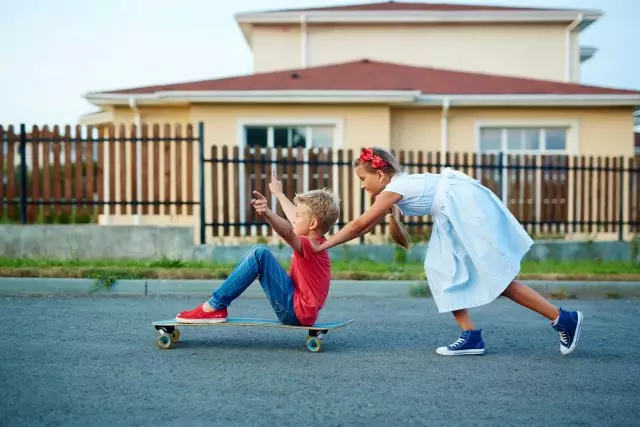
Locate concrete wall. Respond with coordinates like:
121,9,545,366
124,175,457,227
1,225,638,262
0,225,194,260
194,241,640,264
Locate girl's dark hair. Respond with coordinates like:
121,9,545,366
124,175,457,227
353,147,410,250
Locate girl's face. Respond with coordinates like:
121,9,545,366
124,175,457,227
355,165,392,196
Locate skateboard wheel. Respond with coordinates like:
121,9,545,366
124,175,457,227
171,330,181,342
156,334,173,350
306,336,322,353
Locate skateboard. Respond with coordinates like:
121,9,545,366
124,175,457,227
152,317,354,353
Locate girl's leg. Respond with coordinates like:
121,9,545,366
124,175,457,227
436,309,485,356
452,309,475,330
502,280,583,355
501,280,559,321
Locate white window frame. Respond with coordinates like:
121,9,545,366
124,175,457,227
473,120,579,232
235,117,344,235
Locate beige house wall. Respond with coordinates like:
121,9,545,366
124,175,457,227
251,25,302,72
252,23,570,82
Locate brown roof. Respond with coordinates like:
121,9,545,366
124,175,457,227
100,59,640,96
258,1,579,14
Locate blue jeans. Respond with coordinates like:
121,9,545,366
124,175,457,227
209,245,301,326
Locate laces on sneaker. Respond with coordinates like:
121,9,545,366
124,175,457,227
558,329,569,346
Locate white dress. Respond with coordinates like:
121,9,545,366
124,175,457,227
382,168,534,313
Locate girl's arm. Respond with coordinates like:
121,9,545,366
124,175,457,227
316,191,402,251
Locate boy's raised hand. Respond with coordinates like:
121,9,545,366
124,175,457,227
269,170,283,195
251,191,269,216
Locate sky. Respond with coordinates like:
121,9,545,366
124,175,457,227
1,0,639,127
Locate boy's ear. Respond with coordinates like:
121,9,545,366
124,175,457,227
309,217,319,230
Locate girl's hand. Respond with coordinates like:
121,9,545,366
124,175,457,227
251,191,269,216
269,170,283,195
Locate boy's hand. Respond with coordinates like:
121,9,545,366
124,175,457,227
251,191,269,216
268,170,283,195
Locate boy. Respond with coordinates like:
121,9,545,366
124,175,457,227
175,174,341,327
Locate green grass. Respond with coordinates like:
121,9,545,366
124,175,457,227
0,257,638,281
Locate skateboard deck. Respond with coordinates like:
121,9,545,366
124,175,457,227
152,317,354,353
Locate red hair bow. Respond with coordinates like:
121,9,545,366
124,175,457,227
360,148,389,169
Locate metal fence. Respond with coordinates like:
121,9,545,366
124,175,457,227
2,122,639,243
203,146,640,242
0,123,202,224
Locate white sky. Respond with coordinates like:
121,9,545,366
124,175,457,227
1,0,639,127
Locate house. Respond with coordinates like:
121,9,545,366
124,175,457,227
78,1,640,241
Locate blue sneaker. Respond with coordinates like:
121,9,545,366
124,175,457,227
436,329,485,356
552,308,583,355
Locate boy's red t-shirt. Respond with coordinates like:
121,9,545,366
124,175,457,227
289,236,331,326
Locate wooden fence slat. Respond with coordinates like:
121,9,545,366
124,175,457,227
140,124,149,215
129,124,138,216
74,125,84,217
152,124,160,215
222,145,230,237
570,156,582,233
631,156,640,233
233,146,240,237
30,125,41,221
6,126,16,219
63,125,72,215
85,126,95,218
174,124,183,215
51,126,62,216
611,157,619,235
211,146,219,237
163,124,171,215
117,125,127,215
185,124,194,216
96,126,105,215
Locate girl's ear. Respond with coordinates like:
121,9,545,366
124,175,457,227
377,170,385,180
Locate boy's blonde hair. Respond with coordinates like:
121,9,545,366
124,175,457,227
294,188,341,234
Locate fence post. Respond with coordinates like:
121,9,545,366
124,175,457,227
198,122,206,245
19,124,27,224
618,155,624,241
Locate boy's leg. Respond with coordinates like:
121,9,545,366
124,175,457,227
177,245,299,325
210,245,300,325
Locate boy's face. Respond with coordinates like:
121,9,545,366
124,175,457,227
294,203,319,236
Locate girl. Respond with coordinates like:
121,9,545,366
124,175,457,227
315,147,583,356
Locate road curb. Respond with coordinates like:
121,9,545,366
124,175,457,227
0,278,638,299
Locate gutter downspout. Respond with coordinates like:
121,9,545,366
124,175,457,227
566,13,583,82
440,97,450,169
129,97,142,225
300,14,308,68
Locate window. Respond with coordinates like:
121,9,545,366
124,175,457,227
478,126,570,228
243,125,335,149
480,127,567,153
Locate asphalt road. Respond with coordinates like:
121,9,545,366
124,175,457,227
1,295,639,427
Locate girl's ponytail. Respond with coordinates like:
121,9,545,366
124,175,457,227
388,206,410,249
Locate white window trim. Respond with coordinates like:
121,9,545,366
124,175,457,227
234,117,344,236
473,120,579,234
236,117,344,149
473,119,580,155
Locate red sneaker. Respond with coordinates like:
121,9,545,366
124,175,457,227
175,305,228,324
